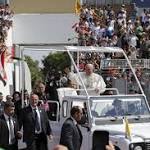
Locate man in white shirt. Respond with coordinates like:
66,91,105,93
78,64,106,95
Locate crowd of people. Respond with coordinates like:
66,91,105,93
0,88,115,150
72,3,150,84
0,91,53,150
0,3,13,85
0,3,13,44
71,3,150,100
0,61,118,150
73,3,150,59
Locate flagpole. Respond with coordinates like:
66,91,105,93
75,0,81,15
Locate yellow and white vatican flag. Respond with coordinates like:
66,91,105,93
123,117,132,140
75,0,81,15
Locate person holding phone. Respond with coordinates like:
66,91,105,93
106,142,115,150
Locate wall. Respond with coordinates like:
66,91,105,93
10,0,75,13
13,14,78,44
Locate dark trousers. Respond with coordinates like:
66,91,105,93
7,143,18,150
25,140,36,150
25,133,48,150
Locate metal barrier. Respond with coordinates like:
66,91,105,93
82,0,132,6
101,59,150,69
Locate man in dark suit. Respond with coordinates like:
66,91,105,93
60,106,83,150
19,93,52,150
0,101,22,150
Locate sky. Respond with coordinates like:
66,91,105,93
23,50,50,68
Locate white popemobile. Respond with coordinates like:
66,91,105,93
19,46,150,150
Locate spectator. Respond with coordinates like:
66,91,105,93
21,89,29,107
72,3,150,60
45,69,63,101
71,3,150,103
128,32,138,48
36,82,51,103
144,35,150,58
12,91,22,118
63,66,78,89
0,92,4,115
131,3,138,22
140,9,147,26
12,91,21,103
6,95,12,102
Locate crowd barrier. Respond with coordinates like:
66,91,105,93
101,59,150,69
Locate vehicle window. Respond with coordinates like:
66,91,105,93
91,101,112,117
47,101,59,121
90,98,150,117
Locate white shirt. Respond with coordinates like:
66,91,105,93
71,117,77,125
129,35,138,48
4,113,15,144
31,106,42,134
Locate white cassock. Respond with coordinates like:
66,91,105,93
77,72,106,95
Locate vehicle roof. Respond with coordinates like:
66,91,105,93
23,45,124,53
65,46,124,53
63,94,145,102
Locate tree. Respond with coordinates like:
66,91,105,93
42,52,71,79
25,55,43,87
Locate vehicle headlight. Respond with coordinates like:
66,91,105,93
130,143,144,150
134,146,143,150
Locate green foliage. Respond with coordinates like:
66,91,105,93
25,55,43,87
24,52,71,86
42,52,71,78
